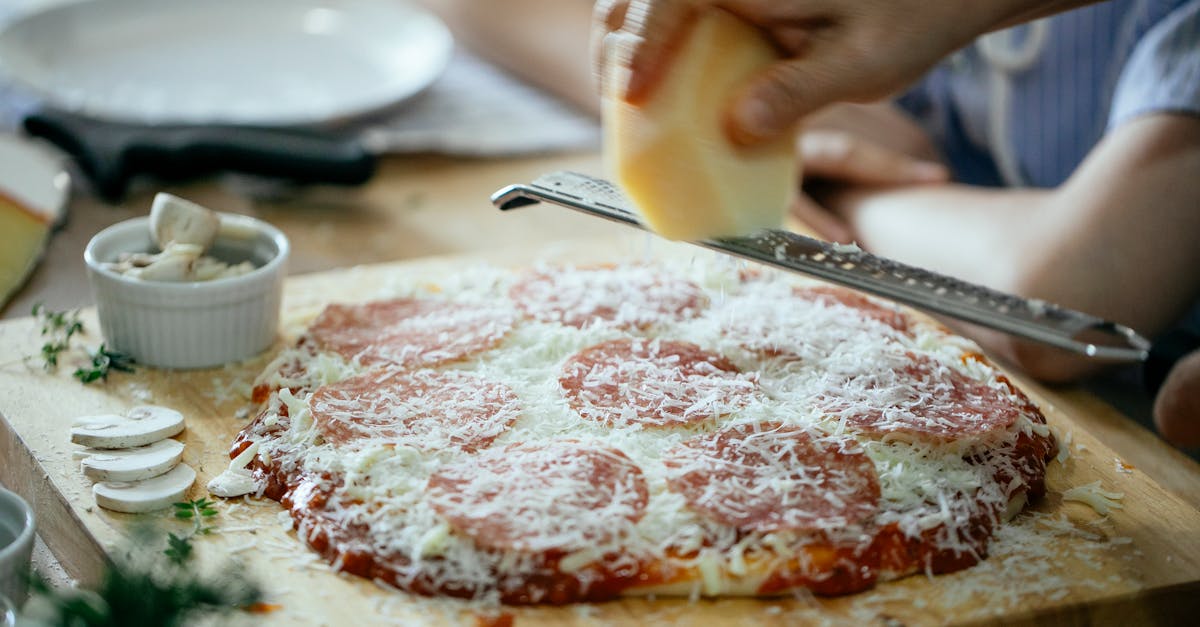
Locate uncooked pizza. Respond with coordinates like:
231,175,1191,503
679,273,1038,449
227,259,1054,604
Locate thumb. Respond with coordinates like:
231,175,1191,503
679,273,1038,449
727,57,861,145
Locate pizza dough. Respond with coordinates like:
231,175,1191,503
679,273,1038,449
227,259,1054,604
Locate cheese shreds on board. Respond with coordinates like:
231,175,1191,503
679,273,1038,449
230,254,1056,603
1062,481,1125,515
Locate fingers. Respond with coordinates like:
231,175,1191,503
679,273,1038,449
790,193,855,244
727,55,871,145
591,0,630,94
1154,348,1200,448
800,131,949,185
594,0,701,103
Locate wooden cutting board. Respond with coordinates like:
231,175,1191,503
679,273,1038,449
2,236,1200,626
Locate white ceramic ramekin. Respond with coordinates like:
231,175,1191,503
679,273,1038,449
0,486,35,608
84,213,289,369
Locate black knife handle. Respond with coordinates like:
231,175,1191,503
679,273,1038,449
24,107,377,202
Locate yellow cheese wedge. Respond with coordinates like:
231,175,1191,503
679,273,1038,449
603,9,796,241
0,191,59,309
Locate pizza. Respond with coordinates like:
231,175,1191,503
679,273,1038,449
226,258,1055,604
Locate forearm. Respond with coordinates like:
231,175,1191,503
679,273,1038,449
832,115,1200,381
837,185,1051,296
834,184,1132,381
993,0,1108,30
418,0,598,115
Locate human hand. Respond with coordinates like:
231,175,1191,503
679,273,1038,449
790,130,948,242
593,0,1063,145
1155,348,1200,449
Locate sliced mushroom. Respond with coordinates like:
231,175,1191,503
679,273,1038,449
149,193,220,252
70,405,186,449
79,438,184,482
93,463,196,513
125,244,202,282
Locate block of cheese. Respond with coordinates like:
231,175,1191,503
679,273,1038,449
603,9,796,241
0,190,61,309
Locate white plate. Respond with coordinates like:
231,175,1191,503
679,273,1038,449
0,0,454,127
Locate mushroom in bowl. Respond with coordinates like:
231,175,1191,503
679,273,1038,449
84,194,289,369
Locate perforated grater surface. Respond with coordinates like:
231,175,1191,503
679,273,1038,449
492,171,1150,362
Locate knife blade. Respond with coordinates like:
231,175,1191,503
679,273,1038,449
23,106,376,203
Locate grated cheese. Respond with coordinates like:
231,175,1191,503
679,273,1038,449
235,256,1055,600
1062,481,1125,515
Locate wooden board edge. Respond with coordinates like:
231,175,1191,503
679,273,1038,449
963,579,1200,627
0,409,110,586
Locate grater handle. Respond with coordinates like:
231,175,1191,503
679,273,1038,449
491,171,1150,363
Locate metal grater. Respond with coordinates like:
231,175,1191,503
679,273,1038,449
491,170,1150,362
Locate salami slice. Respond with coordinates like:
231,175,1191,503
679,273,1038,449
310,369,521,453
822,353,1023,442
664,422,880,533
308,298,515,368
426,440,649,552
509,265,707,330
560,339,757,428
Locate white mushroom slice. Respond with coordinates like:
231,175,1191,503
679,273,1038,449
79,438,184,482
93,463,196,513
127,243,202,282
70,405,186,449
149,192,220,252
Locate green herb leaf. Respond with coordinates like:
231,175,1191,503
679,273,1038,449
163,532,193,566
32,304,86,373
171,498,221,538
72,344,136,384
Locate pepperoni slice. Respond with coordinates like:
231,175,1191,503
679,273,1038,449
664,422,880,533
509,265,707,330
794,286,909,333
308,298,515,368
822,353,1023,442
560,339,757,428
426,440,649,552
309,369,520,453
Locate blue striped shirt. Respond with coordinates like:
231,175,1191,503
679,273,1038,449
897,0,1200,188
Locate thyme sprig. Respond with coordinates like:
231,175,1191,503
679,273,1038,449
32,303,84,370
164,498,220,566
24,523,262,626
29,303,135,383
73,344,136,384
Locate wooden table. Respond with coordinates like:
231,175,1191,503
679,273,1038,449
2,152,619,318
3,151,1200,624
8,150,1200,507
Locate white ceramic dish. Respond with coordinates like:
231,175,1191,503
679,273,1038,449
0,0,454,126
84,213,289,369
0,487,35,608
